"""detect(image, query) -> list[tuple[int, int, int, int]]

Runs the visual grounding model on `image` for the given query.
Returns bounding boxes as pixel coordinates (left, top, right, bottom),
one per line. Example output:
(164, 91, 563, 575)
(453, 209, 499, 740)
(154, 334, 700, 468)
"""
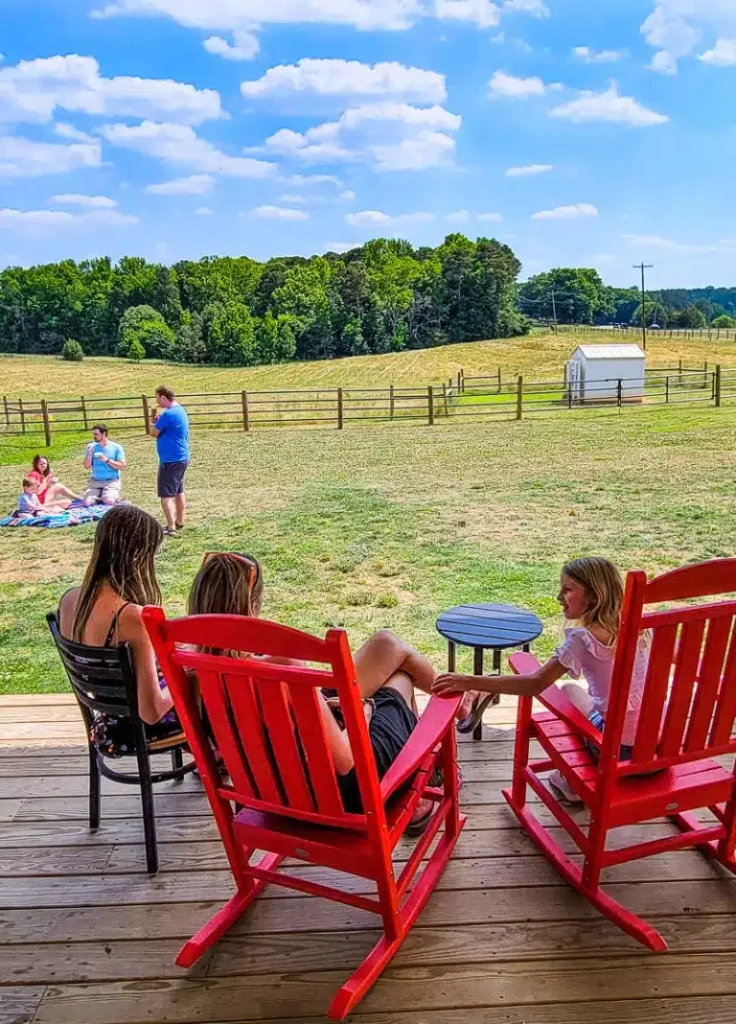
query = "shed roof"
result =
(574, 344, 646, 361)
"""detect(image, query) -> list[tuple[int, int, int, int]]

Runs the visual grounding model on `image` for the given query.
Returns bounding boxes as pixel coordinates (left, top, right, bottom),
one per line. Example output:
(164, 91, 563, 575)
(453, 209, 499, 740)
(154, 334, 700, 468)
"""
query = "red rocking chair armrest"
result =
(379, 693, 463, 802)
(508, 652, 602, 745)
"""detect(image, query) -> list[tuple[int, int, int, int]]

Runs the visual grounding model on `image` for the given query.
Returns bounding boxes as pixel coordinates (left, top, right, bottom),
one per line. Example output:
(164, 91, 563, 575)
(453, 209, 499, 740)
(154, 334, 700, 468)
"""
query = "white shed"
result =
(566, 344, 646, 404)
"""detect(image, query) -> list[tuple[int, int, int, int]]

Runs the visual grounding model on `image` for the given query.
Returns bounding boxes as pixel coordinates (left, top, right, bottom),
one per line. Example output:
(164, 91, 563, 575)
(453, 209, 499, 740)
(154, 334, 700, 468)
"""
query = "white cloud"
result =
(54, 121, 96, 143)
(573, 46, 627, 63)
(278, 193, 307, 204)
(506, 163, 553, 176)
(325, 241, 361, 253)
(478, 211, 503, 221)
(346, 209, 434, 226)
(49, 193, 117, 208)
(623, 232, 733, 255)
(489, 70, 546, 97)
(99, 121, 276, 178)
(0, 54, 222, 125)
(435, 0, 500, 29)
(0, 206, 137, 236)
(532, 203, 598, 220)
(145, 173, 214, 195)
(0, 135, 101, 179)
(549, 84, 668, 127)
(503, 0, 548, 14)
(286, 173, 344, 188)
(195, 206, 213, 215)
(700, 38, 736, 65)
(204, 29, 259, 61)
(251, 205, 310, 220)
(340, 189, 356, 200)
(241, 59, 446, 104)
(641, 2, 736, 74)
(260, 102, 461, 171)
(446, 209, 471, 223)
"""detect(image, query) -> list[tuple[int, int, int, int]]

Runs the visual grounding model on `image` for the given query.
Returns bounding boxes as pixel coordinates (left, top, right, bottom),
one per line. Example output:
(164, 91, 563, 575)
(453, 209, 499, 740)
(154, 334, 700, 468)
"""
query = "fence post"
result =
(80, 396, 88, 431)
(19, 398, 25, 434)
(2, 395, 8, 427)
(41, 399, 51, 448)
(460, 369, 465, 394)
(704, 360, 709, 390)
(497, 366, 502, 394)
(389, 384, 395, 420)
(516, 376, 523, 420)
(715, 365, 722, 408)
(141, 394, 151, 435)
(456, 370, 461, 394)
(442, 381, 449, 417)
(337, 388, 344, 430)
(665, 376, 670, 404)
(428, 386, 435, 426)
(617, 379, 623, 410)
(241, 390, 250, 432)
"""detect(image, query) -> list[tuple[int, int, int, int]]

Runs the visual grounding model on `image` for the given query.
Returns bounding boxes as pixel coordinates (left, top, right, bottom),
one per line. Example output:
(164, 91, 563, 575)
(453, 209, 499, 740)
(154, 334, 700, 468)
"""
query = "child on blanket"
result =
(433, 557, 651, 804)
(15, 476, 72, 517)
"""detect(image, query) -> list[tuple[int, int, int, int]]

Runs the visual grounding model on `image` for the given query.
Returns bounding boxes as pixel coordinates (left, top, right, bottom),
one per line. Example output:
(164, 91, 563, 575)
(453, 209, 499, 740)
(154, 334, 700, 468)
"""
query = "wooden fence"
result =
(1, 363, 734, 447)
(555, 325, 736, 342)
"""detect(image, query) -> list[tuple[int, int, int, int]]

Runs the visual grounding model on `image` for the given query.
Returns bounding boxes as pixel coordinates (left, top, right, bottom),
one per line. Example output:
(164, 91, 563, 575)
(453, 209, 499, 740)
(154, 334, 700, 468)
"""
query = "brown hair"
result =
(32, 454, 50, 477)
(22, 476, 37, 489)
(188, 552, 264, 620)
(562, 557, 624, 644)
(92, 423, 108, 436)
(156, 385, 175, 402)
(72, 505, 163, 642)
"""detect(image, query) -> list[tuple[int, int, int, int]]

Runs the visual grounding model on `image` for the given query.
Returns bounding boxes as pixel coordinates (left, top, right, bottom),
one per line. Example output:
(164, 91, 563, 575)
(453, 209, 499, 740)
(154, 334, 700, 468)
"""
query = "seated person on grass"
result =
(28, 455, 81, 504)
(83, 424, 126, 507)
(16, 475, 73, 517)
(187, 552, 474, 831)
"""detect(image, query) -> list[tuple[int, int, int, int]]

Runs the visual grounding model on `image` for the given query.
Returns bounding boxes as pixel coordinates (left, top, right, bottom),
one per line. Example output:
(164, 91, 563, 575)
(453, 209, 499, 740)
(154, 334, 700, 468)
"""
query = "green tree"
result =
(175, 311, 206, 363)
(712, 314, 736, 329)
(520, 268, 613, 325)
(117, 305, 175, 359)
(62, 339, 84, 361)
(676, 306, 708, 329)
(128, 338, 145, 362)
(203, 301, 256, 364)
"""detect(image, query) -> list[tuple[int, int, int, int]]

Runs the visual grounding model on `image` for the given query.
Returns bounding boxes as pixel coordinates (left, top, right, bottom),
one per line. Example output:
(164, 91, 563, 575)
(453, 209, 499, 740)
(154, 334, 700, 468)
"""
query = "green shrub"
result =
(128, 338, 146, 362)
(61, 339, 84, 362)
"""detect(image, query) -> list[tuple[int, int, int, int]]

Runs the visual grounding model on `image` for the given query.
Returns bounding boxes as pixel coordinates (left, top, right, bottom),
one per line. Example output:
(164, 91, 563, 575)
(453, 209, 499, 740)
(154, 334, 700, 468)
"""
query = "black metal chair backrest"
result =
(46, 611, 140, 723)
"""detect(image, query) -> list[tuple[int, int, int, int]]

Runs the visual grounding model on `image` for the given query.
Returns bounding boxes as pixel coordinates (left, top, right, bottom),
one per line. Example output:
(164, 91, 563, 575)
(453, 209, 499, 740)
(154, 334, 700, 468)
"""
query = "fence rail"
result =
(0, 362, 732, 447)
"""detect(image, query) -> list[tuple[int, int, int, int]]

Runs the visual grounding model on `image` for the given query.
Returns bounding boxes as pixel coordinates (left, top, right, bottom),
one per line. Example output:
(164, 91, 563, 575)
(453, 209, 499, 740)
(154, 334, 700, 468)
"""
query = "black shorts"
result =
(157, 460, 189, 498)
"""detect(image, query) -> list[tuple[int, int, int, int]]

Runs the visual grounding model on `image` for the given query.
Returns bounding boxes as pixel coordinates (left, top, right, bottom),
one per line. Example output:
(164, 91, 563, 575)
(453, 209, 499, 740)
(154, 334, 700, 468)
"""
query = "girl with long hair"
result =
(433, 557, 651, 802)
(28, 454, 81, 505)
(58, 505, 179, 754)
(187, 552, 451, 828)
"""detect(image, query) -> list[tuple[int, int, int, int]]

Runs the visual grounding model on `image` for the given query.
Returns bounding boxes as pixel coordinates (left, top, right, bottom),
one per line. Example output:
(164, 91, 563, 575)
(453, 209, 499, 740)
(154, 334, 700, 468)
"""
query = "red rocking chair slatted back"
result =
(143, 607, 466, 1021)
(504, 558, 736, 955)
(603, 560, 736, 777)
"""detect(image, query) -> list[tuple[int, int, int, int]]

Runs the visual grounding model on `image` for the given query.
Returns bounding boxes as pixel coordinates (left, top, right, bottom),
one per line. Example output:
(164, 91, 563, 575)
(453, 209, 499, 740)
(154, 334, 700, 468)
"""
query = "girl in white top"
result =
(433, 557, 651, 803)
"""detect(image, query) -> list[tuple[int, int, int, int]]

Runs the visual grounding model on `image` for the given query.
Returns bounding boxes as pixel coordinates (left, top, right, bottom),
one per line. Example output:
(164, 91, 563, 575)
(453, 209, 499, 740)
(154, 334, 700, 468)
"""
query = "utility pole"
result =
(551, 288, 557, 328)
(633, 262, 653, 350)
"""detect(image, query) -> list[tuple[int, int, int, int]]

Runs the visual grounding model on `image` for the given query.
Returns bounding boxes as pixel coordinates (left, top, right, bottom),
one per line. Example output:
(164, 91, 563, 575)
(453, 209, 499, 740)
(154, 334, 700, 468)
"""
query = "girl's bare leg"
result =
(46, 483, 81, 502)
(353, 629, 475, 718)
(560, 682, 594, 717)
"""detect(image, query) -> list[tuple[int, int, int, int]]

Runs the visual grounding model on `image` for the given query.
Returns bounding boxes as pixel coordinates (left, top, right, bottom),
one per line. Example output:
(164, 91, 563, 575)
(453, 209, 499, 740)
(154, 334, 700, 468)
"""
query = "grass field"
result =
(1, 348, 734, 696)
(1, 328, 733, 400)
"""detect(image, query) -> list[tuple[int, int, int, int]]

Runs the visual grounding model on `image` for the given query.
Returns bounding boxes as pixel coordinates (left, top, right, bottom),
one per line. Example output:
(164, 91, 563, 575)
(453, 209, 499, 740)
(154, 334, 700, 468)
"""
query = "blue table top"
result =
(436, 602, 543, 650)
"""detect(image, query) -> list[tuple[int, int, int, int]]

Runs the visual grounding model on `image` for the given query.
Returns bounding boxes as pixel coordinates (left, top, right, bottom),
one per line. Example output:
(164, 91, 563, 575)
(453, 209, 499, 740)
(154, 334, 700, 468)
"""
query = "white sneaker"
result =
(548, 769, 582, 805)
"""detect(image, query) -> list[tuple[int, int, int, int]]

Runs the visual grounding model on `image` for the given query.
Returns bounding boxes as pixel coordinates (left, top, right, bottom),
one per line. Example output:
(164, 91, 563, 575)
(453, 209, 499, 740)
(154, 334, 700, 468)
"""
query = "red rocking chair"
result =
(143, 609, 465, 1020)
(503, 558, 736, 952)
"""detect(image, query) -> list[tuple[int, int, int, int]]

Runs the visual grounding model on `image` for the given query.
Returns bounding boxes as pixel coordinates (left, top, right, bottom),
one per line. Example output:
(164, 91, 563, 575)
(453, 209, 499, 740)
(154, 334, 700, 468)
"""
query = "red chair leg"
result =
(327, 817, 467, 1021)
(503, 791, 667, 954)
(176, 852, 285, 968)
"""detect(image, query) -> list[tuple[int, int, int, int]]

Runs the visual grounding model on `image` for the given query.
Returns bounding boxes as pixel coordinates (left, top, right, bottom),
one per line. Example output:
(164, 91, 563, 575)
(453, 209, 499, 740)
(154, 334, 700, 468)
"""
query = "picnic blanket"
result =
(0, 502, 112, 529)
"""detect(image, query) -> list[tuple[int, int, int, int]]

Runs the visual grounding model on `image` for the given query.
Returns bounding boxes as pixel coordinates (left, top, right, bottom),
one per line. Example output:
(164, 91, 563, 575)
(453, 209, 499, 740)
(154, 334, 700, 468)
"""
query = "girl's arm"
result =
(317, 692, 355, 775)
(125, 608, 174, 724)
(433, 656, 568, 699)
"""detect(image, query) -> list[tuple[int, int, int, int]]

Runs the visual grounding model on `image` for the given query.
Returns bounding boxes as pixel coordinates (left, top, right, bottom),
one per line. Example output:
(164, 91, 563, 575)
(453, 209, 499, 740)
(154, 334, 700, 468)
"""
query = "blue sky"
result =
(1, 0, 735, 287)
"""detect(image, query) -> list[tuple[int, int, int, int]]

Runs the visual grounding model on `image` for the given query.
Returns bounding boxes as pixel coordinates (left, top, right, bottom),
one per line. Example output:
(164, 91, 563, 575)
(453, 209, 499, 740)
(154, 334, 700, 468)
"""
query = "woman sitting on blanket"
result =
(28, 455, 81, 505)
(187, 552, 470, 828)
(58, 505, 182, 756)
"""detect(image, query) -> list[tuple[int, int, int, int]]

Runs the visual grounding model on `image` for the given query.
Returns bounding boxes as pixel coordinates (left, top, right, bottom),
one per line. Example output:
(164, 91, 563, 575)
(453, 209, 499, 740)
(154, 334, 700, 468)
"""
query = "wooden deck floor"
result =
(2, 693, 736, 1024)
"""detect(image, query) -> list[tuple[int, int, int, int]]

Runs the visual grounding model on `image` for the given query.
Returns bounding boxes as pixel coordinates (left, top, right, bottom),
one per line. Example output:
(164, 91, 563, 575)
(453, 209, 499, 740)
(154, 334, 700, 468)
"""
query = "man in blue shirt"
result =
(149, 385, 190, 535)
(82, 424, 127, 505)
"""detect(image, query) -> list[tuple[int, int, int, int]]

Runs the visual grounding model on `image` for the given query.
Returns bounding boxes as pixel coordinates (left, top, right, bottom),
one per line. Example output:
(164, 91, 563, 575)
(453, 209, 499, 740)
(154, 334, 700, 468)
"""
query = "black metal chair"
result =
(47, 611, 196, 873)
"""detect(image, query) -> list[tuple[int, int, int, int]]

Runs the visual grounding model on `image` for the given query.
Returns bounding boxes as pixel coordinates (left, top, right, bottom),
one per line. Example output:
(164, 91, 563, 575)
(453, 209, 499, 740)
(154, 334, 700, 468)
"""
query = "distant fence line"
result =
(1, 362, 734, 448)
(554, 325, 736, 342)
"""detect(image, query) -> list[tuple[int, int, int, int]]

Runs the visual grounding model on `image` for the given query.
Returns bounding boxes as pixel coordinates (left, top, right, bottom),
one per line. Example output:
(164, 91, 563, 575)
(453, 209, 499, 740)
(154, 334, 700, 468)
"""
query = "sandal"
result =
(456, 693, 497, 734)
(405, 804, 434, 837)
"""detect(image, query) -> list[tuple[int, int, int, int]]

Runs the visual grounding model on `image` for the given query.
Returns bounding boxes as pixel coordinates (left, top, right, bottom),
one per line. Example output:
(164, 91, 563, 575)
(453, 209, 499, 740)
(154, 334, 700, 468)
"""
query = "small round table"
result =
(436, 603, 544, 740)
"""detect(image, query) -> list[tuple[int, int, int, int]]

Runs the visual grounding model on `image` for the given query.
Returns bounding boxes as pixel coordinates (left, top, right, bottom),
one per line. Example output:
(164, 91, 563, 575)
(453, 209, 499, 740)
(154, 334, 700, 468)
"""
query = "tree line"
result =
(0, 235, 527, 366)
(520, 269, 736, 331)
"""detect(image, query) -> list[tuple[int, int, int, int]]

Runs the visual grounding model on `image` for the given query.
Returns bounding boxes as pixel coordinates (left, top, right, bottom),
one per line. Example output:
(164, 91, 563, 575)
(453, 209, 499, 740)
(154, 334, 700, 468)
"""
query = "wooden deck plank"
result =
(3, 878, 734, 945)
(0, 986, 46, 1024)
(29, 954, 736, 1023)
